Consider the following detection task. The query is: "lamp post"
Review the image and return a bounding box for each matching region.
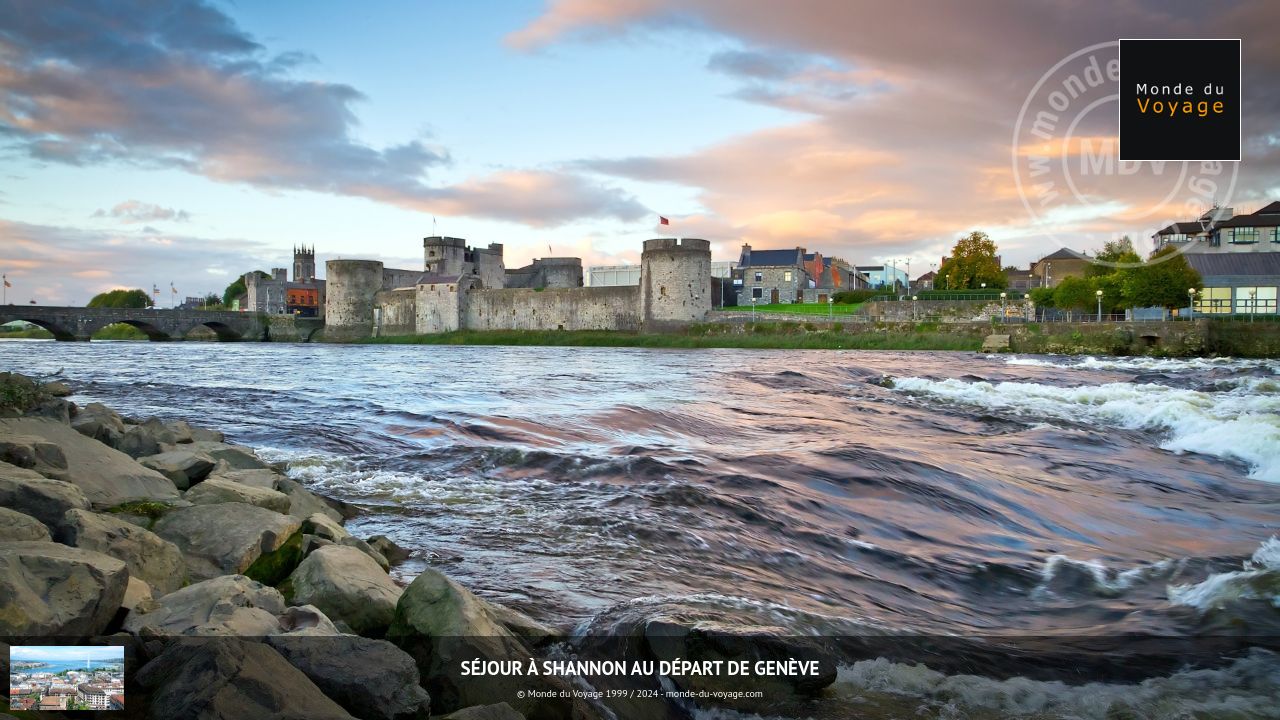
[751,296,757,322]
[1000,291,1007,322]
[905,258,912,298]
[1096,288,1104,323]
[1028,299,1035,322]
[1249,289,1257,323]
[1187,288,1197,320]
[912,295,918,320]
[828,294,834,321]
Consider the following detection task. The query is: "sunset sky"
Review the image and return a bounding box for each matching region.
[3,1,1279,304]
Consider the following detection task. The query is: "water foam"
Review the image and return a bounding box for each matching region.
[1005,355,1280,374]
[1167,537,1280,611]
[892,377,1280,482]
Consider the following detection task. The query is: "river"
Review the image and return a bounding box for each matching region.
[4,340,1279,718]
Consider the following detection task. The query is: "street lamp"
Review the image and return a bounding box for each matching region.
[912,294,918,320]
[1028,299,1036,322]
[1249,289,1257,323]
[1000,291,1007,322]
[751,296,757,322]
[1095,288,1104,323]
[1187,288,1197,320]
[828,294,834,321]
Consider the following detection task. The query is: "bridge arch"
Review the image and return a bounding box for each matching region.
[83,319,171,341]
[0,316,76,341]
[183,321,243,341]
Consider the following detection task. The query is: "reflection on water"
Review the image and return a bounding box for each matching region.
[5,341,1280,717]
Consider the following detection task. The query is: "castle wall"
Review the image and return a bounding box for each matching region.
[373,288,416,336]
[382,267,422,291]
[506,258,583,289]
[640,238,712,327]
[325,260,385,341]
[462,286,641,332]
[415,280,464,334]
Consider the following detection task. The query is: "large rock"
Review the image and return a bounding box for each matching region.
[185,476,290,513]
[116,424,161,458]
[0,417,179,507]
[187,440,270,470]
[280,478,343,522]
[0,541,128,636]
[0,461,91,530]
[136,637,357,720]
[340,536,390,571]
[0,507,51,542]
[368,535,412,566]
[61,508,186,594]
[268,634,432,720]
[284,545,401,636]
[387,569,580,720]
[123,574,286,637]
[190,425,225,443]
[0,433,69,479]
[154,502,302,583]
[139,450,215,489]
[302,512,350,542]
[71,403,126,446]
[211,468,282,490]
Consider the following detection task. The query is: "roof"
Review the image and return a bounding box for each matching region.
[1155,221,1211,235]
[1216,213,1280,228]
[1257,201,1280,214]
[1185,252,1280,277]
[916,270,936,280]
[1035,248,1088,262]
[415,273,462,285]
[740,248,802,267]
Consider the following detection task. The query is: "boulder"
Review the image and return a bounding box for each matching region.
[153,502,303,583]
[211,467,282,490]
[139,450,215,489]
[123,574,286,637]
[71,403,126,446]
[340,536,390,571]
[0,417,179,507]
[277,604,342,636]
[61,508,187,594]
[190,425,225,443]
[280,478,343,523]
[42,380,72,397]
[116,424,161,458]
[122,576,153,612]
[184,476,290,513]
[268,634,432,720]
[187,440,270,471]
[165,420,195,444]
[368,535,412,566]
[284,545,401,636]
[483,601,564,647]
[0,507,51,542]
[387,569,579,720]
[0,433,69,478]
[24,396,73,423]
[141,417,179,445]
[136,637,357,720]
[303,512,350,542]
[441,704,525,720]
[0,541,128,636]
[0,461,91,530]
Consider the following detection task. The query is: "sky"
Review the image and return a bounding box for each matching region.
[2,0,1279,305]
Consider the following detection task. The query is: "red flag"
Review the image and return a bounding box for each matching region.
[659,216,670,226]
[2,277,10,289]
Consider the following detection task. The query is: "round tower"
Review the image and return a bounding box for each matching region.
[640,238,712,328]
[324,259,384,341]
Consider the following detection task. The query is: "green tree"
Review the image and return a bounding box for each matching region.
[86,288,152,308]
[1085,236,1142,278]
[1052,275,1095,313]
[1029,286,1056,308]
[936,231,1006,289]
[1123,245,1201,311]
[223,271,269,306]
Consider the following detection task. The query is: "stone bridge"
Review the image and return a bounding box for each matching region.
[0,306,324,342]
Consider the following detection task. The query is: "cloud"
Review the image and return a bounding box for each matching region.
[518,0,1280,266]
[92,200,191,224]
[0,0,642,227]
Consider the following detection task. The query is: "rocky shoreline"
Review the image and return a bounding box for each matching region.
[0,371,839,720]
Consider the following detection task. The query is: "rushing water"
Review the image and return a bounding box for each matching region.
[4,340,1279,717]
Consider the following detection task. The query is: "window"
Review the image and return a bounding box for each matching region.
[1230,227,1259,244]
[1269,227,1279,242]
[1235,286,1277,314]
[751,287,763,299]
[754,271,763,282]
[783,270,793,282]
[1195,287,1232,314]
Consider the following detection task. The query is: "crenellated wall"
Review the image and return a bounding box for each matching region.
[462,286,641,332]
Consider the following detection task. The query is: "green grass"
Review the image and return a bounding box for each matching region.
[360,326,981,351]
[0,322,54,339]
[93,323,150,340]
[716,302,865,315]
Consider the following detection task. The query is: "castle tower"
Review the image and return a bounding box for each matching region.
[639,238,712,328]
[423,236,469,276]
[324,259,384,341]
[293,244,316,282]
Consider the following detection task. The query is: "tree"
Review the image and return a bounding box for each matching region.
[936,231,1006,289]
[1085,236,1142,278]
[1029,286,1056,308]
[1123,245,1201,311]
[1052,275,1095,313]
[87,289,152,308]
[223,271,269,307]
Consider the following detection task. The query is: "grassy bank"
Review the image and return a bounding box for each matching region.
[360,324,982,351]
[715,302,864,316]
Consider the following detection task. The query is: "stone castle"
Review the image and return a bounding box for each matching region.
[244,245,325,317]
[325,236,711,340]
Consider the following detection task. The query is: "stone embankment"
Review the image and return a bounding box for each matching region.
[0,371,837,719]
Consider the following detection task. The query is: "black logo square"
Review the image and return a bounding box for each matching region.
[1119,39,1240,161]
